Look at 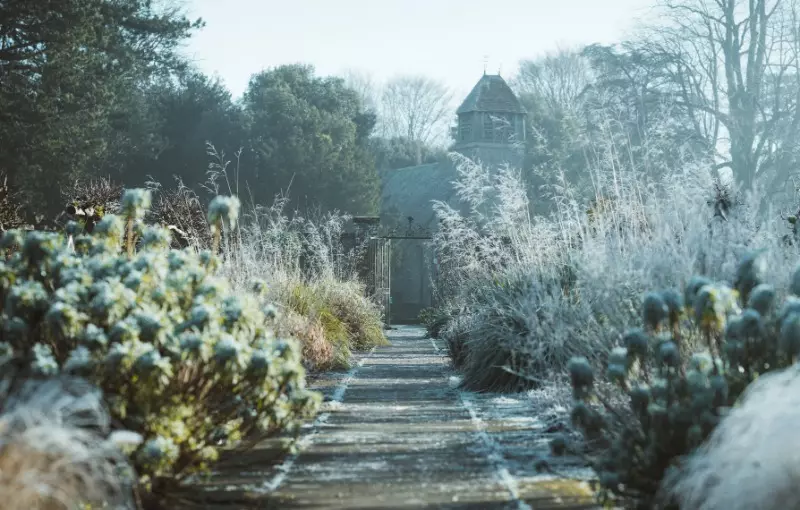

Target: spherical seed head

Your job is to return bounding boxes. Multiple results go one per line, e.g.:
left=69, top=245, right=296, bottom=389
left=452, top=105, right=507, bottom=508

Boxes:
left=21, top=231, right=59, bottom=265
left=63, top=345, right=93, bottom=375
left=133, top=347, right=162, bottom=374
left=735, top=249, right=768, bottom=296
left=780, top=296, right=800, bottom=323
left=780, top=312, right=800, bottom=357
left=747, top=283, right=776, bottom=316
left=263, top=303, right=279, bottom=321
left=104, top=343, right=130, bottom=368
left=0, top=229, right=23, bottom=250
left=213, top=335, right=240, bottom=363
left=606, top=363, right=627, bottom=384
left=251, top=280, right=267, bottom=295
left=31, top=343, right=58, bottom=376
left=642, top=292, right=669, bottom=329
left=623, top=328, right=650, bottom=359
left=140, top=225, right=172, bottom=250
left=207, top=195, right=241, bottom=228
left=661, top=289, right=684, bottom=318
left=65, top=220, right=82, bottom=236
left=121, top=188, right=152, bottom=218
left=249, top=349, right=271, bottom=373
left=568, top=357, right=594, bottom=389
left=694, top=283, right=739, bottom=332
left=658, top=341, right=680, bottom=367
left=93, top=215, right=125, bottom=241
left=739, top=308, right=765, bottom=338
left=689, top=351, right=713, bottom=374
left=138, top=436, right=179, bottom=463
left=685, top=275, right=713, bottom=308
left=179, top=332, right=205, bottom=355
left=725, top=315, right=743, bottom=341
left=609, top=346, right=629, bottom=367
left=80, top=323, right=108, bottom=350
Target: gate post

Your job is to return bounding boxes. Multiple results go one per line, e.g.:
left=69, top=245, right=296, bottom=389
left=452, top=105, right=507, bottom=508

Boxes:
left=352, top=217, right=392, bottom=328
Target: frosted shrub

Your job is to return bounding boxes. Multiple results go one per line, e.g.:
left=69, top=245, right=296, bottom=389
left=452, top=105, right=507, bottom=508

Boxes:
left=0, top=191, right=321, bottom=500
left=433, top=145, right=797, bottom=391
left=218, top=195, right=387, bottom=370
left=561, top=251, right=799, bottom=509
left=455, top=269, right=610, bottom=392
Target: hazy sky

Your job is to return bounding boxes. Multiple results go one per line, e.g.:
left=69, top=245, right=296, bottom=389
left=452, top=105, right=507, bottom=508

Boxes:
left=183, top=0, right=656, bottom=101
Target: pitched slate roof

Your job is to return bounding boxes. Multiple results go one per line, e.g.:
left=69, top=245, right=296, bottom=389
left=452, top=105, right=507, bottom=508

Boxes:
left=379, top=161, right=463, bottom=229
left=456, top=74, right=527, bottom=115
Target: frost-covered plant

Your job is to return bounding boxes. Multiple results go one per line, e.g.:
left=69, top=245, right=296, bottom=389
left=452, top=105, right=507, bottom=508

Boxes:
left=0, top=191, right=320, bottom=499
left=451, top=268, right=611, bottom=392
left=208, top=195, right=241, bottom=255
left=418, top=307, right=452, bottom=339
left=561, top=251, right=798, bottom=509
left=0, top=377, right=140, bottom=510
left=211, top=193, right=385, bottom=370
left=277, top=278, right=388, bottom=371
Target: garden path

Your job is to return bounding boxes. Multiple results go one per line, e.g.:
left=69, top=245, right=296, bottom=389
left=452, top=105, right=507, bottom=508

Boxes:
left=198, top=326, right=596, bottom=509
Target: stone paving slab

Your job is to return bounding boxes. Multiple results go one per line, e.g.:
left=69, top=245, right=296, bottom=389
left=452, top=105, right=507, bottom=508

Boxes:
left=192, top=326, right=597, bottom=509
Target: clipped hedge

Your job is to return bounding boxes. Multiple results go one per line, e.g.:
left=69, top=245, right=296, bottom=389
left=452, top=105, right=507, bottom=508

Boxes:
left=0, top=190, right=320, bottom=500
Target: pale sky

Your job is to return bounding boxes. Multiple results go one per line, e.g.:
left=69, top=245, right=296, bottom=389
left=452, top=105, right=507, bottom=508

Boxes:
left=182, top=0, right=657, bottom=101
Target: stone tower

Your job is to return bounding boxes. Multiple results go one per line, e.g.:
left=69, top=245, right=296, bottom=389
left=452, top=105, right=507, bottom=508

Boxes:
left=451, top=73, right=527, bottom=167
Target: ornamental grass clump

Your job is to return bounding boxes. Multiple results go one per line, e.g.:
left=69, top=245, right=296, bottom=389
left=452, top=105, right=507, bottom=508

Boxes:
left=0, top=377, right=140, bottom=510
left=0, top=190, right=321, bottom=501
left=561, top=250, right=799, bottom=509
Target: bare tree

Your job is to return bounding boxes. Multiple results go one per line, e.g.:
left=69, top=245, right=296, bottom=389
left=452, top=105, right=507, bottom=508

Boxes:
left=341, top=69, right=380, bottom=112
left=638, top=0, right=800, bottom=194
left=380, top=75, right=454, bottom=149
left=513, top=47, right=595, bottom=114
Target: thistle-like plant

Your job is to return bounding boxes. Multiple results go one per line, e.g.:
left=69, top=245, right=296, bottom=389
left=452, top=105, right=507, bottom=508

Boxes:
left=120, top=188, right=151, bottom=256
left=559, top=251, right=798, bottom=509
left=207, top=195, right=241, bottom=255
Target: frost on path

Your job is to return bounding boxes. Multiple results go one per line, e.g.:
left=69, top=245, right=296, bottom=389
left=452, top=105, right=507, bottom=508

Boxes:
left=202, top=326, right=596, bottom=509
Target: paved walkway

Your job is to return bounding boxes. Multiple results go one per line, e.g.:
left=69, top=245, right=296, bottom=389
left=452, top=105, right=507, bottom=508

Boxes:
left=198, top=326, right=596, bottom=509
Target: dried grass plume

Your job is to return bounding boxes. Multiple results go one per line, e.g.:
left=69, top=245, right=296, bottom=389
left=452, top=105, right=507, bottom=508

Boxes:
left=0, top=377, right=139, bottom=510
left=658, top=364, right=800, bottom=510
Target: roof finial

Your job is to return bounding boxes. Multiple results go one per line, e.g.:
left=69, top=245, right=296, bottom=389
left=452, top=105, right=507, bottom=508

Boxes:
left=498, top=62, right=502, bottom=76
left=483, top=55, right=488, bottom=75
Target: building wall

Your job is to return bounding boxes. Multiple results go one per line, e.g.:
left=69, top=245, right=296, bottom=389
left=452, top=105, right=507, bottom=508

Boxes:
left=389, top=239, right=433, bottom=323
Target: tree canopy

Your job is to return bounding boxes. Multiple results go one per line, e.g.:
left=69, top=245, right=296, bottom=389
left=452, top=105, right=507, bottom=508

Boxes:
left=0, top=0, right=203, bottom=213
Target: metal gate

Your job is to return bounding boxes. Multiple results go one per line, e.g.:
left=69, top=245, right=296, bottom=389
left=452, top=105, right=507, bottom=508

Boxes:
left=365, top=237, right=391, bottom=327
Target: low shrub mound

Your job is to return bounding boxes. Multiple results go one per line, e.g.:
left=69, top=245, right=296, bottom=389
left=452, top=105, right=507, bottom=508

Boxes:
left=280, top=279, right=388, bottom=371
left=0, top=190, right=321, bottom=501
left=275, top=307, right=335, bottom=372
left=561, top=251, right=797, bottom=509
left=419, top=307, right=452, bottom=339
left=321, top=279, right=388, bottom=352
left=446, top=270, right=609, bottom=393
